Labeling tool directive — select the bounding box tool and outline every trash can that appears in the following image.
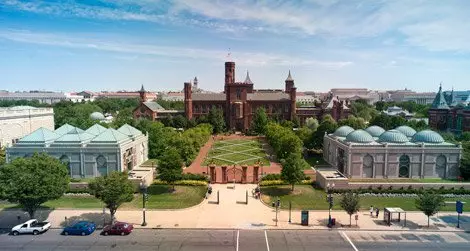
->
[301,211,309,226]
[331,218,336,226]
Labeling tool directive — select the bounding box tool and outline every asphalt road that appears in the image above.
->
[0,229,469,251]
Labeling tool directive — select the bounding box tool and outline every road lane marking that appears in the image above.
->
[265,230,270,251]
[341,231,359,251]
[236,230,239,251]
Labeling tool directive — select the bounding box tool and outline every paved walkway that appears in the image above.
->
[1,184,469,232]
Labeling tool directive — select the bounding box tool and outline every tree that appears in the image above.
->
[311,115,338,149]
[158,147,183,190]
[305,117,319,132]
[292,115,300,128]
[0,147,5,166]
[0,153,69,218]
[338,115,366,129]
[208,108,226,134]
[251,107,268,135]
[415,191,445,227]
[88,172,134,223]
[172,115,188,129]
[280,154,304,191]
[339,191,361,226]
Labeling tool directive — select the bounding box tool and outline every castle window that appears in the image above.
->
[236,88,241,100]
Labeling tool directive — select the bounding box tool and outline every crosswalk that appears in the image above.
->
[343,231,470,244]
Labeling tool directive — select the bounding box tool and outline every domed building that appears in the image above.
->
[90,112,105,121]
[323,126,462,179]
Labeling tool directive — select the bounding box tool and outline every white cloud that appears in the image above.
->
[0,29,352,69]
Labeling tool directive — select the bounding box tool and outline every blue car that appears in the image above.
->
[62,221,96,236]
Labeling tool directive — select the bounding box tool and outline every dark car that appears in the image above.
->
[102,222,133,236]
[62,221,96,236]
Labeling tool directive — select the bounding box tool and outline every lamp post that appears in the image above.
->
[327,182,335,227]
[140,182,148,226]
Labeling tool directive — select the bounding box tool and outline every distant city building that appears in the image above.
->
[6,123,148,178]
[382,106,414,119]
[133,85,183,121]
[388,89,436,105]
[296,92,318,105]
[428,85,470,132]
[98,90,157,100]
[0,106,54,148]
[160,92,185,102]
[0,91,69,104]
[329,88,381,104]
[324,125,462,179]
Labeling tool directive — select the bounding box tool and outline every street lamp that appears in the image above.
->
[326,182,335,227]
[140,182,148,226]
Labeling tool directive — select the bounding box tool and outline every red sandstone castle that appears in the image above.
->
[184,61,297,131]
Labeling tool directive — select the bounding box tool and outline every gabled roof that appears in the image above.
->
[18,128,59,144]
[192,93,226,101]
[53,132,96,144]
[431,84,450,109]
[247,92,290,101]
[143,101,164,111]
[90,128,130,143]
[85,124,108,135]
[118,124,142,137]
[55,124,84,135]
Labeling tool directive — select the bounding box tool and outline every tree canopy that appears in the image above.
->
[265,122,303,159]
[0,147,5,167]
[157,147,183,190]
[0,153,69,218]
[311,115,338,149]
[339,191,361,226]
[415,191,445,227]
[208,108,226,134]
[88,171,134,223]
[280,154,305,191]
[250,107,268,135]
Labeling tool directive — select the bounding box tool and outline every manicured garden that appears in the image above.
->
[0,185,206,210]
[261,185,470,211]
[203,139,270,166]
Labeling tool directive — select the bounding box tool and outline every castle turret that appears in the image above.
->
[225,61,235,84]
[139,85,148,102]
[184,82,193,120]
[285,70,294,93]
[285,71,297,119]
[193,77,198,91]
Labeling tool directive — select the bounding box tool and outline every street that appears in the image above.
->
[0,229,469,251]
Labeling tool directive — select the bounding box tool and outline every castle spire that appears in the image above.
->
[431,82,449,109]
[244,71,253,84]
[140,84,146,93]
[286,70,294,81]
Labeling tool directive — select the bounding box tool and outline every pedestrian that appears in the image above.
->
[369,205,374,216]
[376,208,380,218]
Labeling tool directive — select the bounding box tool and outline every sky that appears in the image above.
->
[1,0,470,93]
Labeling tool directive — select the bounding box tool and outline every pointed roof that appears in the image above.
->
[53,132,96,144]
[449,87,458,107]
[244,71,253,84]
[285,70,294,82]
[90,128,130,144]
[85,124,108,135]
[194,76,198,82]
[118,124,142,137]
[140,84,146,93]
[431,84,450,109]
[55,124,84,135]
[18,128,59,144]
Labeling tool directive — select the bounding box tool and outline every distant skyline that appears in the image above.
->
[1,0,470,92]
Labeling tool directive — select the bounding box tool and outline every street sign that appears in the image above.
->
[456,201,464,214]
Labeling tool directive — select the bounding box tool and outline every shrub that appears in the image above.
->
[260,180,287,186]
[181,173,209,181]
[153,180,207,186]
[262,173,281,181]
[66,188,90,194]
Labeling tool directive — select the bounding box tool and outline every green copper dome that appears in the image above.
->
[411,130,445,143]
[90,112,105,121]
[395,126,417,137]
[378,130,409,143]
[365,125,385,137]
[345,129,374,143]
[333,126,355,137]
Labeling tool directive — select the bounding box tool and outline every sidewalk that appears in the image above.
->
[1,184,469,232]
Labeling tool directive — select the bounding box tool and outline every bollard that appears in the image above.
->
[246,190,248,205]
[217,190,220,205]
[288,201,292,223]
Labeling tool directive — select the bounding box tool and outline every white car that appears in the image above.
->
[11,219,51,236]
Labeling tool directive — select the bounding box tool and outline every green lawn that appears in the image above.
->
[349,178,470,184]
[204,139,270,166]
[0,185,206,210]
[261,185,470,211]
[304,154,327,167]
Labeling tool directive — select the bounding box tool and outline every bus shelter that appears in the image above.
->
[383,207,407,226]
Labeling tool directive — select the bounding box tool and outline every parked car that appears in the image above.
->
[102,222,133,236]
[62,221,96,236]
[11,219,51,236]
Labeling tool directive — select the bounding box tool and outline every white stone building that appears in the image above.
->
[0,106,54,148]
[6,123,148,178]
[323,125,462,179]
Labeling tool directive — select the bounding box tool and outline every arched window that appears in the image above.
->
[96,155,107,176]
[362,155,374,178]
[399,155,410,178]
[436,155,447,178]
[60,155,70,175]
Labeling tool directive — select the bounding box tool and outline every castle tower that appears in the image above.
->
[184,82,193,120]
[429,83,451,131]
[225,61,235,85]
[193,77,198,91]
[285,71,297,119]
[285,70,294,93]
[139,85,148,103]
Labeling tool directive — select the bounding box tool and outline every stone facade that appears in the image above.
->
[6,124,148,178]
[0,106,54,148]
[133,85,183,121]
[428,85,470,132]
[323,126,462,179]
